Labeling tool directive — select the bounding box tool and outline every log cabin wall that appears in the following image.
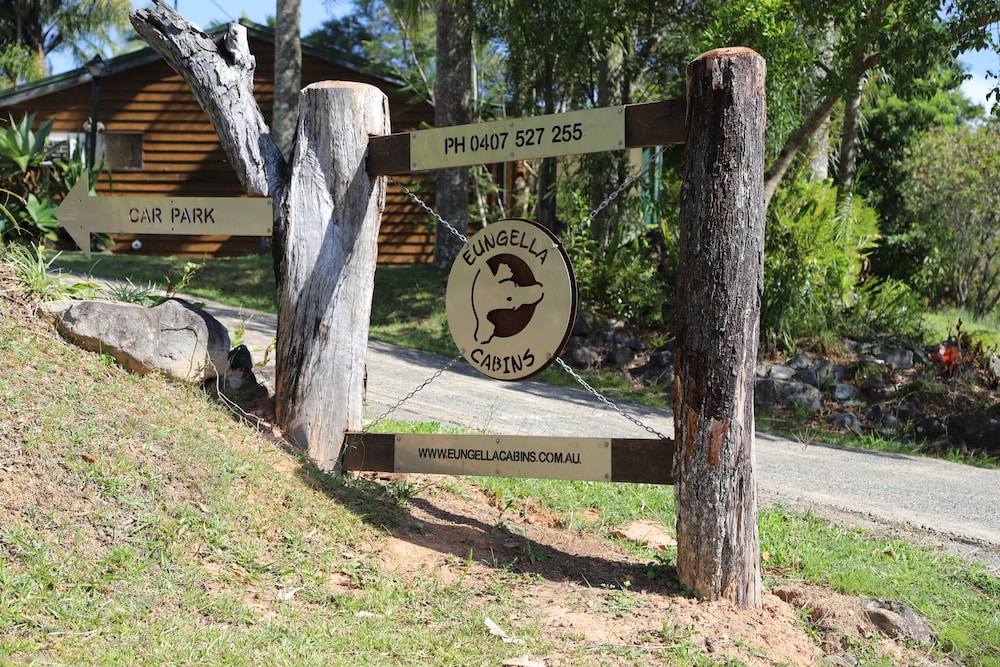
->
[0,22,435,264]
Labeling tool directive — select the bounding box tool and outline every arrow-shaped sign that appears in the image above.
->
[56,175,273,259]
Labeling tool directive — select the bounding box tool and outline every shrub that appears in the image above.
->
[762,181,883,350]
[0,113,91,244]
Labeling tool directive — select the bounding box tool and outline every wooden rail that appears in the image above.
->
[366,98,687,175]
[342,433,676,485]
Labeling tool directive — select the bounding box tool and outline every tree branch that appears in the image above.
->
[129,0,285,197]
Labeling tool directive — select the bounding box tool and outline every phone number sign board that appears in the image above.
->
[410,106,625,171]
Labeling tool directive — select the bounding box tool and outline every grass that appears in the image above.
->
[925,308,1000,349]
[760,507,1000,665]
[4,248,1000,665]
[52,253,277,313]
[0,308,548,665]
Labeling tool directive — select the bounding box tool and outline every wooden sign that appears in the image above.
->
[445,218,577,381]
[394,434,612,481]
[343,432,675,484]
[409,106,626,172]
[55,175,273,259]
[367,99,686,175]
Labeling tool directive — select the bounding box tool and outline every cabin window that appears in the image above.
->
[45,132,83,163]
[96,132,144,171]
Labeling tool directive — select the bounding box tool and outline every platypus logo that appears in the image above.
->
[472,253,544,344]
[445,217,576,382]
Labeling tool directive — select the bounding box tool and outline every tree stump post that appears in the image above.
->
[131,5,389,471]
[674,47,766,608]
[272,81,389,469]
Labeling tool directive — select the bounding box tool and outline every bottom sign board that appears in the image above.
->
[395,434,611,481]
[342,433,676,485]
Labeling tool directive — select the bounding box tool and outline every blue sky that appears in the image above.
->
[48,1,998,111]
[159,0,349,34]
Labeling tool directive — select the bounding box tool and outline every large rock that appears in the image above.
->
[946,414,1000,456]
[861,598,935,646]
[754,378,822,413]
[46,298,230,382]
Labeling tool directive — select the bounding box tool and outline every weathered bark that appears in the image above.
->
[763,93,839,207]
[807,20,835,182]
[836,83,863,213]
[273,0,302,161]
[432,0,472,270]
[129,3,285,196]
[674,47,765,609]
[272,82,389,467]
[131,3,389,469]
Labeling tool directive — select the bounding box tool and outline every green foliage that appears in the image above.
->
[902,121,1000,318]
[762,181,886,350]
[569,225,673,330]
[0,43,43,86]
[0,0,132,81]
[700,0,821,163]
[0,113,56,173]
[559,151,678,332]
[353,0,437,105]
[857,72,982,283]
[0,242,95,301]
[838,276,925,341]
[0,113,91,243]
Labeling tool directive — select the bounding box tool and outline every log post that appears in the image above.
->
[272,81,389,469]
[674,47,765,608]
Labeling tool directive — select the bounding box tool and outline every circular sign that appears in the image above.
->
[446,218,577,381]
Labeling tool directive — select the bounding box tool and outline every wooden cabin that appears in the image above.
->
[0,20,436,264]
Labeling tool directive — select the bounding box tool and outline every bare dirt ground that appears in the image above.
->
[355,472,947,666]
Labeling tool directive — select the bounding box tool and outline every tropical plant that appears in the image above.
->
[762,180,881,350]
[0,0,132,84]
[0,112,88,242]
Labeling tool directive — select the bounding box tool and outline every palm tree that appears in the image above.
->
[0,0,131,84]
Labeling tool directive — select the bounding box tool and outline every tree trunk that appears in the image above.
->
[131,5,389,470]
[674,47,765,609]
[130,6,285,196]
[589,35,627,248]
[432,0,472,270]
[807,20,835,182]
[763,93,839,207]
[535,51,558,232]
[273,0,302,161]
[272,82,389,468]
[836,83,863,214]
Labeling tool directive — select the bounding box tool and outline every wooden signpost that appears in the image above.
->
[127,3,764,605]
[55,175,272,259]
[343,99,691,485]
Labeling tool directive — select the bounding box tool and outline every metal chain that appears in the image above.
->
[554,358,669,440]
[561,146,666,246]
[363,353,464,433]
[390,177,467,244]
